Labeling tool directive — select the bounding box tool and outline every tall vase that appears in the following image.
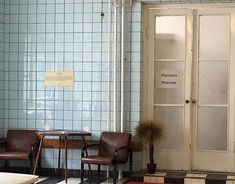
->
[147,142,156,174]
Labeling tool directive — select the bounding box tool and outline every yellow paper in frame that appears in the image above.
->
[45,71,74,87]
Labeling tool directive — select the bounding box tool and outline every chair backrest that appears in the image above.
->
[6,130,38,152]
[98,131,132,164]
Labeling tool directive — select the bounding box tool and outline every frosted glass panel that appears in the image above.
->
[155,16,185,59]
[154,61,184,104]
[198,107,227,151]
[199,15,229,60]
[199,62,228,104]
[154,107,183,149]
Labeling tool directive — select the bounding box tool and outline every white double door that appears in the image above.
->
[145,7,235,171]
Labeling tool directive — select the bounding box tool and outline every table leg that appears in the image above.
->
[33,135,44,175]
[65,136,68,183]
[58,136,61,172]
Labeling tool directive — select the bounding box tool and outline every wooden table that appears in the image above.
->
[33,130,91,183]
[0,172,38,184]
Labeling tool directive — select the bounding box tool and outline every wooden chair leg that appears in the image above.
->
[129,149,133,175]
[81,162,84,183]
[98,164,100,178]
[113,164,117,184]
[30,158,33,174]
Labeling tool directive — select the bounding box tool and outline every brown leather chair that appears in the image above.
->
[81,131,132,184]
[0,129,39,173]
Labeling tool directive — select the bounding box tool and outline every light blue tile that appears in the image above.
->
[28,5,37,13]
[55,53,64,62]
[73,100,82,109]
[27,119,36,129]
[10,5,18,14]
[55,23,64,32]
[84,3,92,13]
[93,23,102,32]
[92,62,101,71]
[92,92,101,101]
[74,13,83,23]
[54,120,63,129]
[82,72,92,81]
[10,24,18,33]
[46,4,55,14]
[84,13,92,23]
[74,43,82,51]
[92,121,101,130]
[46,14,55,23]
[74,4,83,13]
[55,102,64,111]
[65,14,74,23]
[37,14,46,23]
[37,24,46,33]
[64,120,73,129]
[92,72,102,81]
[55,33,64,42]
[46,0,55,3]
[64,53,73,62]
[65,43,73,52]
[64,111,72,120]
[36,120,44,129]
[37,4,46,14]
[46,23,55,32]
[73,111,81,120]
[83,43,92,52]
[84,23,92,32]
[55,42,64,52]
[37,33,46,42]
[46,52,55,61]
[65,33,73,42]
[19,15,28,23]
[65,4,73,13]
[10,15,18,24]
[55,13,64,23]
[37,42,46,52]
[8,119,17,129]
[46,33,54,42]
[56,4,64,13]
[65,23,73,33]
[82,111,92,121]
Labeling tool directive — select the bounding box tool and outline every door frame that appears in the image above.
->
[142,4,235,171]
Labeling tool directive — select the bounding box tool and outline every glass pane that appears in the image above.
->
[198,107,227,151]
[154,61,184,104]
[199,15,229,60]
[154,107,183,149]
[198,62,228,104]
[155,16,185,59]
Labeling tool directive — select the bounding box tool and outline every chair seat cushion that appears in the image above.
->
[0,152,29,160]
[81,156,114,165]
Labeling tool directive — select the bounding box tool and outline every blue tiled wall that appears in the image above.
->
[3,0,142,170]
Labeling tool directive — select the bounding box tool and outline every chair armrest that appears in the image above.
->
[114,146,131,159]
[29,140,40,158]
[0,139,6,144]
[0,139,6,147]
[82,143,99,151]
[81,143,99,157]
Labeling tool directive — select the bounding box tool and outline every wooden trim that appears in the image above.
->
[42,139,142,151]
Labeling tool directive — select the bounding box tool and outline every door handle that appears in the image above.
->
[185,99,196,104]
[185,99,190,104]
[191,99,196,104]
